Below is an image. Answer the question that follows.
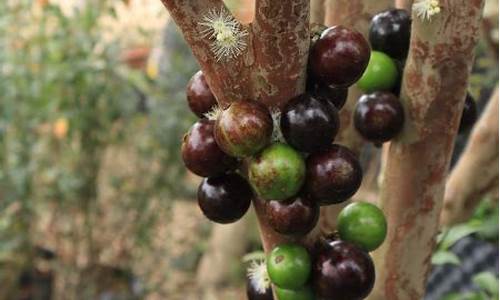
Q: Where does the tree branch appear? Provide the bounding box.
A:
[440,85,499,226]
[368,1,486,299]
[395,0,414,10]
[160,0,252,105]
[251,0,310,108]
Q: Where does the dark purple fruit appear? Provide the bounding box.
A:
[369,9,411,60]
[246,271,273,300]
[186,70,217,118]
[305,144,362,205]
[181,119,238,177]
[309,83,349,110]
[264,193,319,236]
[313,240,375,300]
[353,92,405,144]
[197,173,252,224]
[280,94,339,153]
[310,25,371,87]
[215,100,273,158]
[458,93,478,133]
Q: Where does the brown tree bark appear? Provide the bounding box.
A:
[368,1,485,299]
[160,0,312,255]
[310,0,325,23]
[440,86,499,226]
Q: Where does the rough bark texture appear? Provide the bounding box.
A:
[440,86,499,226]
[161,0,311,254]
[320,0,392,233]
[368,1,485,299]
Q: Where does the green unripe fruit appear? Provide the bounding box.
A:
[275,285,315,300]
[357,51,398,93]
[337,201,387,252]
[249,143,305,201]
[266,243,311,289]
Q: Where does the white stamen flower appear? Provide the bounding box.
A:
[247,259,271,294]
[203,105,222,121]
[413,0,441,21]
[199,8,248,62]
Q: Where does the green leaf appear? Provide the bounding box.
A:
[431,251,461,266]
[441,292,487,300]
[473,272,499,297]
[438,223,482,250]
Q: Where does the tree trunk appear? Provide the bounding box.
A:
[440,85,499,226]
[368,1,485,299]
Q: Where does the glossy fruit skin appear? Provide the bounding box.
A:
[197,173,252,224]
[264,194,319,236]
[354,92,405,144]
[215,100,273,158]
[310,25,371,87]
[186,70,217,118]
[249,143,306,201]
[305,144,362,205]
[246,275,273,300]
[312,240,375,300]
[275,285,315,300]
[369,9,411,60]
[458,93,478,133]
[337,202,387,252]
[267,243,311,289]
[309,83,348,110]
[280,94,339,153]
[357,51,399,93]
[181,119,238,177]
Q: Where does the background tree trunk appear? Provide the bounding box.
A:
[368,1,486,299]
[440,85,499,226]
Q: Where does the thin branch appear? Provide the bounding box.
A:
[251,0,310,108]
[369,1,486,299]
[160,0,252,105]
[441,85,499,226]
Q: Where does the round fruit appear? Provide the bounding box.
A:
[186,70,217,118]
[267,243,311,289]
[246,265,273,300]
[275,286,315,300]
[249,143,305,201]
[353,92,405,144]
[309,25,371,87]
[458,93,478,133]
[264,194,319,236]
[181,119,238,177]
[337,202,387,252]
[215,100,273,158]
[280,94,339,153]
[369,9,411,60]
[312,240,375,300]
[357,51,399,93]
[309,83,348,110]
[197,173,252,224]
[305,144,362,205]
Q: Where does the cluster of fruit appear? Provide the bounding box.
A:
[180,7,477,300]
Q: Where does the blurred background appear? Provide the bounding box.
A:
[0,1,497,300]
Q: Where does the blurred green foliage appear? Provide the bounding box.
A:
[0,0,197,297]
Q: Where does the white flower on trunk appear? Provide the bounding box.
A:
[247,259,271,294]
[413,0,441,21]
[199,8,248,62]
